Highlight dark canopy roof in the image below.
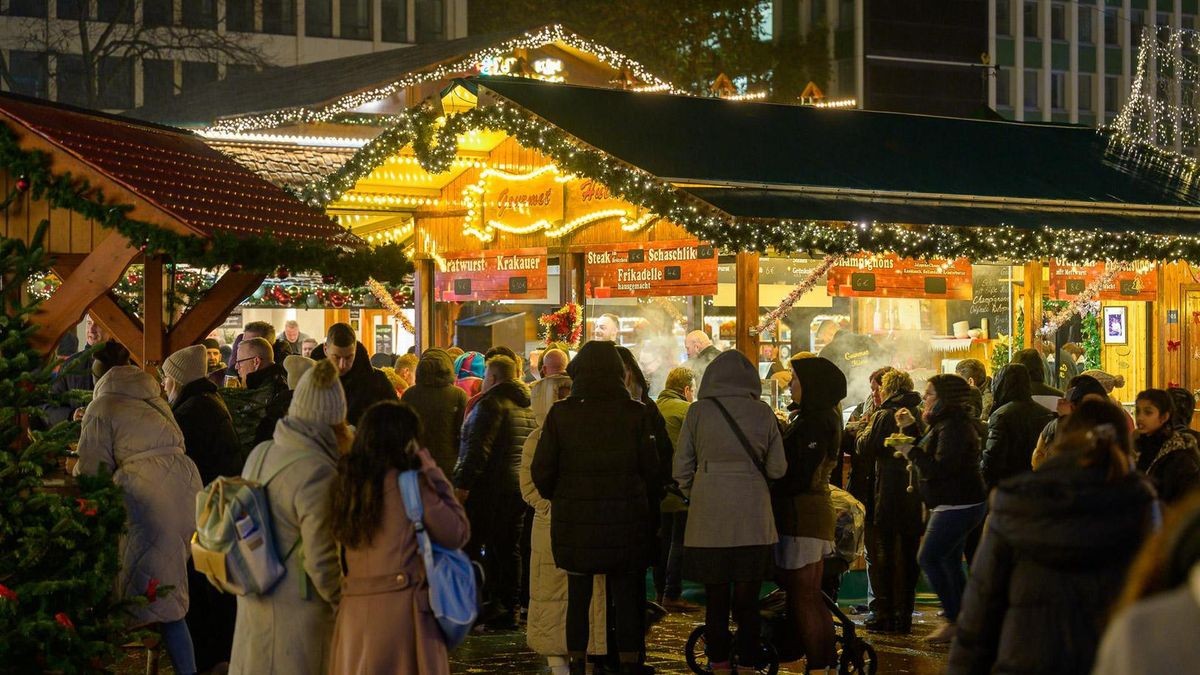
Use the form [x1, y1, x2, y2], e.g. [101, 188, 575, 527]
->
[474, 77, 1200, 231]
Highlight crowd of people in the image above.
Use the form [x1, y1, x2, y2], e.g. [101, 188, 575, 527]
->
[49, 315, 1200, 674]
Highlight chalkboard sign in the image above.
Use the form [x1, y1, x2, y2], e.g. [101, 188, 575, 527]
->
[969, 265, 1011, 338]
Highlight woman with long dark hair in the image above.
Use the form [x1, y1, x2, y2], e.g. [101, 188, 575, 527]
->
[328, 401, 470, 675]
[1134, 388, 1200, 506]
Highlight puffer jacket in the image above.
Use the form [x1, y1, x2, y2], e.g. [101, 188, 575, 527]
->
[857, 389, 924, 534]
[532, 341, 661, 574]
[906, 408, 987, 509]
[982, 364, 1056, 488]
[221, 362, 291, 463]
[401, 349, 467, 476]
[172, 376, 242, 484]
[947, 459, 1156, 675]
[75, 366, 202, 626]
[454, 380, 536, 499]
[773, 357, 845, 541]
[310, 341, 397, 426]
[1136, 427, 1200, 505]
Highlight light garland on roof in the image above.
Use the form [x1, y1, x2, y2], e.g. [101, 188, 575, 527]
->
[205, 25, 681, 134]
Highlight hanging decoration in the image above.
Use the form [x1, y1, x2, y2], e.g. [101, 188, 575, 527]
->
[365, 277, 416, 334]
[539, 303, 584, 348]
[1039, 264, 1122, 338]
[648, 296, 688, 327]
[752, 255, 842, 336]
[27, 266, 214, 318]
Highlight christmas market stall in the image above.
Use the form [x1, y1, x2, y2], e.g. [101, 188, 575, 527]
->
[301, 74, 1200, 404]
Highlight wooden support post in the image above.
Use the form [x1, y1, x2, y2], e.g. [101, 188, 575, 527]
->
[413, 259, 435, 353]
[32, 233, 139, 355]
[166, 270, 265, 354]
[1022, 261, 1043, 349]
[88, 293, 147, 365]
[735, 252, 760, 364]
[559, 252, 585, 306]
[142, 256, 165, 371]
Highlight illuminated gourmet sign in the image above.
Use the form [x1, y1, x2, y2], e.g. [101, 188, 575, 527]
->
[827, 253, 973, 300]
[436, 248, 549, 301]
[584, 239, 717, 298]
[477, 55, 566, 82]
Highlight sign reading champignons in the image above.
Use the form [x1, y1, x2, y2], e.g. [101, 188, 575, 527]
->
[584, 239, 717, 298]
[827, 253, 973, 300]
[435, 248, 549, 301]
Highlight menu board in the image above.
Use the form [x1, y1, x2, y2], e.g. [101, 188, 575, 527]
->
[827, 254, 973, 300]
[584, 239, 717, 298]
[968, 265, 1012, 337]
[435, 248, 549, 301]
[1049, 261, 1157, 301]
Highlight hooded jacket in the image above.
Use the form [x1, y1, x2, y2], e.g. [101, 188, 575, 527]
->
[1014, 349, 1064, 398]
[907, 404, 988, 509]
[172, 376, 243, 483]
[1136, 427, 1200, 505]
[982, 364, 1057, 488]
[947, 461, 1156, 675]
[773, 357, 846, 541]
[532, 341, 661, 574]
[401, 349, 467, 476]
[857, 389, 924, 533]
[454, 379, 536, 499]
[675, 350, 787, 548]
[311, 342, 397, 426]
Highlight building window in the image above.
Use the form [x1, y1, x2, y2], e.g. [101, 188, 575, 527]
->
[1024, 69, 1039, 110]
[1050, 3, 1065, 40]
[183, 0, 217, 29]
[382, 0, 408, 42]
[142, 59, 175, 105]
[56, 0, 84, 21]
[226, 64, 258, 80]
[306, 0, 332, 37]
[1104, 9, 1119, 46]
[9, 51, 47, 98]
[811, 0, 826, 24]
[1077, 73, 1092, 111]
[996, 67, 1012, 107]
[1078, 6, 1093, 44]
[181, 61, 218, 92]
[340, 0, 372, 39]
[1130, 10, 1146, 48]
[838, 0, 854, 29]
[227, 0, 254, 32]
[54, 54, 86, 106]
[97, 57, 133, 109]
[263, 0, 296, 34]
[97, 0, 134, 22]
[836, 59, 855, 96]
[1158, 12, 1172, 28]
[143, 0, 173, 27]
[1024, 1, 1039, 38]
[415, 0, 444, 42]
[1050, 71, 1065, 110]
[6, 0, 48, 18]
[996, 0, 1011, 37]
[1105, 75, 1120, 112]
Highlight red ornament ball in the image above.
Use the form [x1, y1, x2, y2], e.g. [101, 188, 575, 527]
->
[321, 273, 337, 285]
[275, 266, 290, 280]
[229, 263, 243, 272]
[329, 293, 346, 308]
[15, 176, 29, 192]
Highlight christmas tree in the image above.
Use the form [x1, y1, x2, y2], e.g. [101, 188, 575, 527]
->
[0, 222, 132, 672]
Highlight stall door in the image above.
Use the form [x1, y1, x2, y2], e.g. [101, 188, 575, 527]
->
[1185, 291, 1200, 393]
[1100, 301, 1147, 405]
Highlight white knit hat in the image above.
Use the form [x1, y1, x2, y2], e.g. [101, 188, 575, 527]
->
[283, 354, 315, 390]
[288, 359, 347, 425]
[162, 344, 208, 386]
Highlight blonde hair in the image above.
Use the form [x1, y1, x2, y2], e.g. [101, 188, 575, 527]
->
[880, 370, 914, 399]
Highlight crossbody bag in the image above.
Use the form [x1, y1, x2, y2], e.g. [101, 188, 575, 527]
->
[710, 398, 771, 484]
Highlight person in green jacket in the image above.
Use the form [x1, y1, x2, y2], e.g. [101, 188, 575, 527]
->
[654, 367, 697, 612]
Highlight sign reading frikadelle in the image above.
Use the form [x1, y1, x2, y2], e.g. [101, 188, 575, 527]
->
[436, 248, 549, 301]
[583, 239, 718, 298]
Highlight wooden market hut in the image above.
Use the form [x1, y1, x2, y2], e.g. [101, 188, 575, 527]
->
[0, 92, 366, 368]
[309, 76, 1200, 397]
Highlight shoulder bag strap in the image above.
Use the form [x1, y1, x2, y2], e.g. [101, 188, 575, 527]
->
[710, 398, 770, 483]
[398, 470, 436, 580]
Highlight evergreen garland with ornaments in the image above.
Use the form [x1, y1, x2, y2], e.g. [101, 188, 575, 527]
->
[539, 303, 584, 348]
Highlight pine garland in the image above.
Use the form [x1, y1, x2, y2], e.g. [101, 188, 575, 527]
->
[0, 123, 410, 285]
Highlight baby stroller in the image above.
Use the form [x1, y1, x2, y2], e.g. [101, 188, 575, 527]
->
[683, 488, 876, 674]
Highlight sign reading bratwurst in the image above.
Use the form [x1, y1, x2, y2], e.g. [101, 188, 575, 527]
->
[436, 248, 548, 301]
[584, 239, 717, 298]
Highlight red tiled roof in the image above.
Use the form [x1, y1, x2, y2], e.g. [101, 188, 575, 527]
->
[0, 93, 355, 246]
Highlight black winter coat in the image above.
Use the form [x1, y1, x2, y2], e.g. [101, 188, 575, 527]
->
[982, 365, 1057, 488]
[311, 342, 397, 426]
[906, 409, 987, 509]
[857, 390, 924, 534]
[532, 376, 660, 574]
[1136, 427, 1200, 505]
[454, 380, 536, 498]
[173, 378, 242, 484]
[401, 349, 467, 477]
[947, 461, 1156, 675]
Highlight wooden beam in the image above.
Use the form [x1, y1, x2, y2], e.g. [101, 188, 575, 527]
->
[413, 259, 435, 353]
[142, 256, 165, 371]
[735, 252, 760, 364]
[1022, 262, 1043, 349]
[32, 232, 139, 355]
[88, 293, 147, 366]
[166, 270, 265, 354]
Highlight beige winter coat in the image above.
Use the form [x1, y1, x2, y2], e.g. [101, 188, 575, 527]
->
[519, 426, 607, 657]
[230, 417, 343, 675]
[75, 366, 202, 626]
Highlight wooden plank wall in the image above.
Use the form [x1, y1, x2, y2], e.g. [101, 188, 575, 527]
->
[0, 168, 104, 255]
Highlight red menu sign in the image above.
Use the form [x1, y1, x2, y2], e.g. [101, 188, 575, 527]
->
[827, 254, 973, 300]
[1049, 261, 1157, 301]
[584, 239, 717, 298]
[435, 248, 548, 301]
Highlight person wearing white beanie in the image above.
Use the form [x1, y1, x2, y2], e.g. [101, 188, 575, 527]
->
[161, 344, 209, 403]
[283, 354, 316, 391]
[231, 357, 348, 674]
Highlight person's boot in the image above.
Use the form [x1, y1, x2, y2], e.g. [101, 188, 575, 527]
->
[864, 615, 895, 633]
[925, 621, 957, 644]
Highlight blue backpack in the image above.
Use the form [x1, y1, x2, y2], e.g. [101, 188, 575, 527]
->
[397, 470, 478, 648]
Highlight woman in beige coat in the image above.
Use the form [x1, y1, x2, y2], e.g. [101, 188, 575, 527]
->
[520, 374, 607, 675]
[74, 342, 203, 674]
[329, 401, 470, 675]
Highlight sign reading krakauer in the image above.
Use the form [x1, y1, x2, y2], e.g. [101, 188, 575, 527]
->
[436, 248, 549, 301]
[584, 239, 717, 298]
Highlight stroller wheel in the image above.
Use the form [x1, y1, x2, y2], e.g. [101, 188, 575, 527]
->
[837, 638, 878, 675]
[684, 624, 710, 674]
[737, 640, 780, 675]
